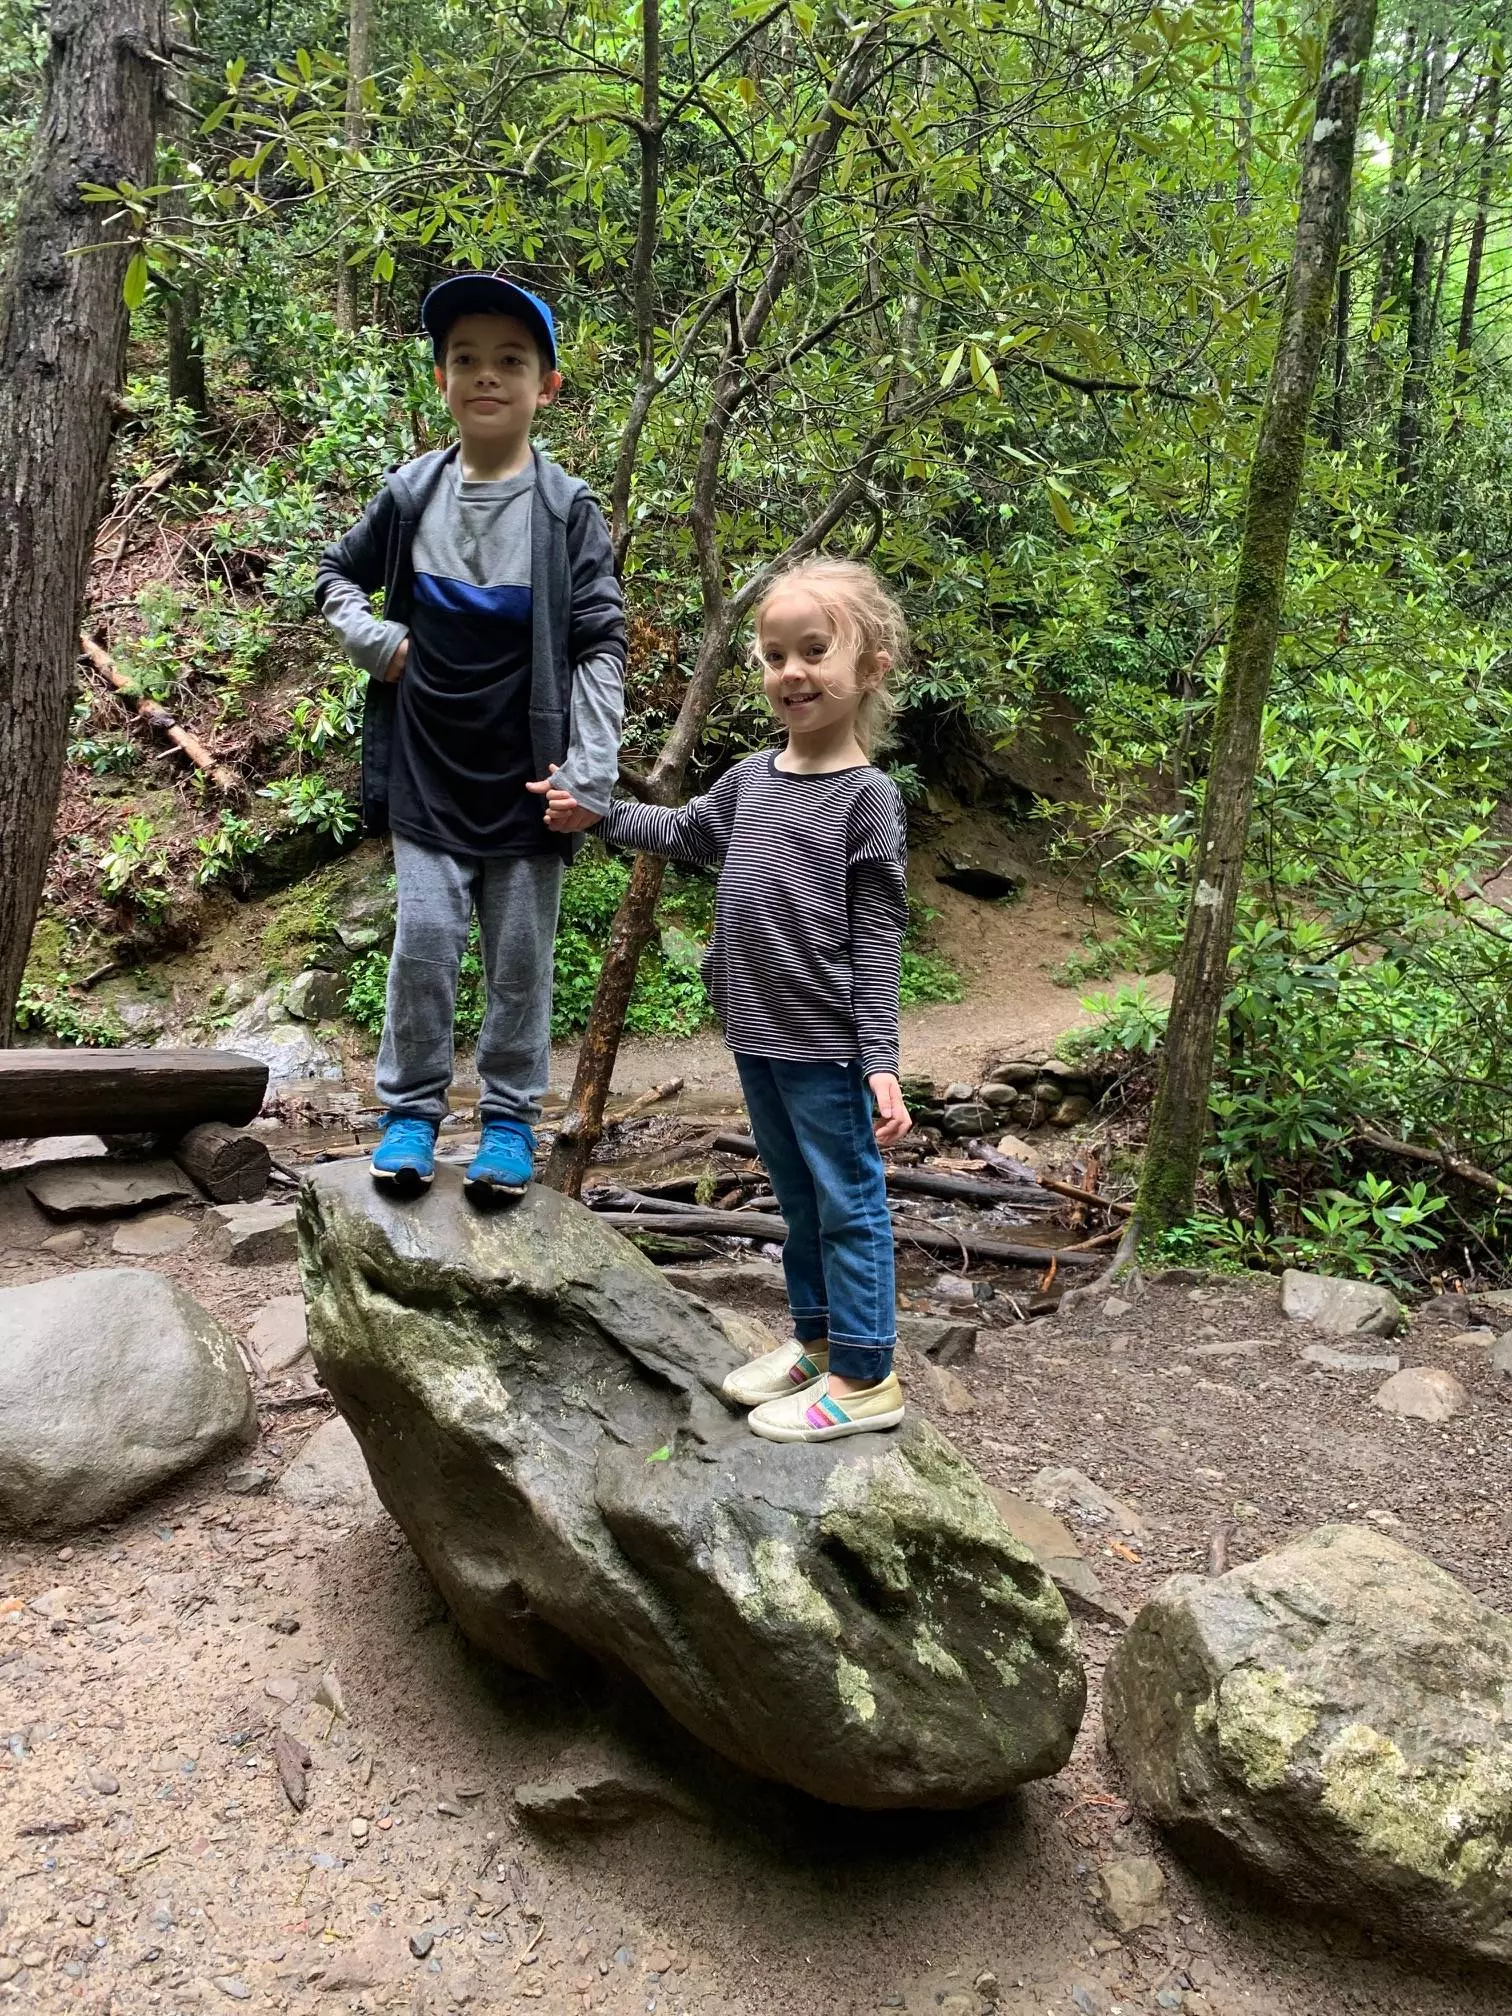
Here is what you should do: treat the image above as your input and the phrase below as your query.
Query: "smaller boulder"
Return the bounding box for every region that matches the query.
[1028,1466,1148,1540]
[111,1213,197,1258]
[1491,1334,1512,1383]
[0,1269,255,1530]
[942,1081,976,1103]
[513,1750,696,1828]
[284,969,348,1022]
[983,1060,1041,1088]
[1051,1095,1094,1128]
[276,1416,386,1521]
[1280,1269,1403,1338]
[1374,1366,1467,1423]
[707,1303,783,1361]
[249,1296,310,1377]
[896,1315,977,1366]
[980,1084,1022,1110]
[1097,1858,1168,1934]
[994,1133,1043,1170]
[1301,1343,1400,1373]
[205,1201,299,1266]
[941,1102,996,1140]
[25,1158,192,1220]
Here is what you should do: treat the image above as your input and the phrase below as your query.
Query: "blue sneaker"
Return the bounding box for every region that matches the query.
[465,1119,535,1200]
[370,1114,437,1196]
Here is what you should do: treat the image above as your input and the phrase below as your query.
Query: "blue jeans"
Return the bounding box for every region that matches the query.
[734,1056,895,1383]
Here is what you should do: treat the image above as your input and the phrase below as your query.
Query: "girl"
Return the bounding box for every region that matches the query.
[533,557,912,1443]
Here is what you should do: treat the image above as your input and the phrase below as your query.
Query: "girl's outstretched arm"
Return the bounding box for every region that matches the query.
[598,763,744,867]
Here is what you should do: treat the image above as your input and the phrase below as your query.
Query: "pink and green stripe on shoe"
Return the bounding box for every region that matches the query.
[748,1372,906,1443]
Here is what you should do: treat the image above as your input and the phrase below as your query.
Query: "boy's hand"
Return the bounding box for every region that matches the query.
[868,1072,912,1147]
[383,637,409,683]
[526,763,602,833]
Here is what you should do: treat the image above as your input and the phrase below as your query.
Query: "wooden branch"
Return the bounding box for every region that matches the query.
[606,1076,684,1123]
[1037,1175,1135,1217]
[1356,1125,1512,1200]
[594,1206,1105,1268]
[80,634,241,793]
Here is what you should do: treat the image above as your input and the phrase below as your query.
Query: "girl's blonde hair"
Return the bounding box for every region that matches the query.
[753,557,909,756]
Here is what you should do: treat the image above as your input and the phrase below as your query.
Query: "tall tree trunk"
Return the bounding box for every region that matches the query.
[1329,235,1351,450]
[544,22,892,1196]
[165,278,207,414]
[1237,0,1255,216]
[1365,23,1420,412]
[0,0,168,1037]
[335,0,372,335]
[1449,51,1502,435]
[1136,0,1378,1237]
[1395,41,1450,493]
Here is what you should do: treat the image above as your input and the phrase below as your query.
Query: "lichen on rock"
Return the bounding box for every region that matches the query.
[298,1161,1086,1809]
[1104,1523,1512,1963]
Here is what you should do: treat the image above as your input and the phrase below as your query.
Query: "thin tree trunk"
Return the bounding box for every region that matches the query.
[0,0,168,1037]
[1329,236,1351,450]
[1237,0,1255,217]
[1449,51,1502,435]
[1365,24,1420,411]
[1395,38,1449,491]
[1136,0,1378,1237]
[544,23,888,1196]
[335,0,372,334]
[165,278,207,414]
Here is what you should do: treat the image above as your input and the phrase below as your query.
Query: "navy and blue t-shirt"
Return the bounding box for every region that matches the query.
[387,463,548,856]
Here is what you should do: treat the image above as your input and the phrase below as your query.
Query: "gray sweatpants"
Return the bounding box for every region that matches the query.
[375,835,563,1127]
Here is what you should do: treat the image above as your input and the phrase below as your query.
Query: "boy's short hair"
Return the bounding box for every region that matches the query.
[420,272,557,371]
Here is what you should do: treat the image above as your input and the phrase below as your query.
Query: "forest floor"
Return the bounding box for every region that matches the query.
[2,1134,1509,2016]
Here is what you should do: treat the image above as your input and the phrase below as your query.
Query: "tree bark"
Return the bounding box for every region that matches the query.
[1136,0,1379,1237]
[1449,51,1502,435]
[335,0,372,334]
[1329,233,1351,450]
[1237,0,1255,217]
[543,22,888,1196]
[1365,23,1420,411]
[0,0,168,1038]
[165,276,207,414]
[1395,39,1449,492]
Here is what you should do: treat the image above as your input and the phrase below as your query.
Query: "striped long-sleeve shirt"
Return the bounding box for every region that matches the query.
[602,752,909,1076]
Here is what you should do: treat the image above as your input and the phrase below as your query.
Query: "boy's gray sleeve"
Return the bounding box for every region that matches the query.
[320,578,408,681]
[552,650,624,816]
[314,489,406,679]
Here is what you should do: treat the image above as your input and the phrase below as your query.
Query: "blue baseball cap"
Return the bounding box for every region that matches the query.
[420,271,557,370]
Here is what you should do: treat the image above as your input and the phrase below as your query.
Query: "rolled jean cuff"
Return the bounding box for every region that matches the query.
[827,1338,894,1383]
[791,1311,829,1344]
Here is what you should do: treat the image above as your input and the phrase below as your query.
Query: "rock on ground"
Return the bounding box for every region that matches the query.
[1373,1366,1468,1423]
[24,1157,193,1219]
[205,1201,299,1265]
[110,1212,198,1257]
[1103,1523,1512,1963]
[248,1294,309,1376]
[275,1414,386,1521]
[0,1269,255,1531]
[297,1162,1085,1809]
[1279,1269,1403,1337]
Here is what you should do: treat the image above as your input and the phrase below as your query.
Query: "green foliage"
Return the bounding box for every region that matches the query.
[97,815,170,914]
[258,774,359,842]
[343,850,720,1043]
[194,811,263,885]
[1067,983,1168,1060]
[13,977,125,1049]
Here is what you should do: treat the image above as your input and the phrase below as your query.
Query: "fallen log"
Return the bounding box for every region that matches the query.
[0,1049,268,1139]
[171,1120,271,1203]
[594,1207,1105,1268]
[1356,1125,1512,1202]
[710,1130,1057,1210]
[80,634,241,794]
[606,1076,685,1123]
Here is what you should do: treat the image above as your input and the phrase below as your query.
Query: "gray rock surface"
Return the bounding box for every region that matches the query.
[1104,1523,1512,1962]
[248,1295,310,1376]
[284,969,348,1022]
[275,1415,386,1521]
[990,1488,1130,1627]
[111,1213,198,1258]
[1373,1366,1467,1422]
[25,1158,193,1220]
[1300,1342,1400,1373]
[1492,1334,1512,1382]
[512,1749,697,1828]
[298,1163,1085,1809]
[897,1315,977,1366]
[206,1201,299,1265]
[0,1269,255,1530]
[1097,1857,1168,1933]
[1028,1466,1149,1539]
[1279,1269,1403,1337]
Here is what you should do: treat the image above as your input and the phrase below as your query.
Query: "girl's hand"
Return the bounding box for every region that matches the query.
[868,1072,912,1146]
[526,762,602,832]
[383,636,410,682]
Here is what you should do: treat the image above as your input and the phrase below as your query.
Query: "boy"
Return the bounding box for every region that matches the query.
[315,272,625,1199]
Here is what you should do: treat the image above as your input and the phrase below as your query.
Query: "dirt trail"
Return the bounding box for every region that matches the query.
[555,880,1162,1105]
[1,1206,1506,2015]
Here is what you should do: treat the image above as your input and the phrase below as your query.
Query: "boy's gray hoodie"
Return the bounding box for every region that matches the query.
[314,443,626,847]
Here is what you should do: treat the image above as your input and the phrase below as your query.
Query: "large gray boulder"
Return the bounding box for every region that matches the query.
[0,1269,256,1530]
[297,1163,1085,1809]
[1104,1524,1512,1963]
[1280,1268,1403,1337]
